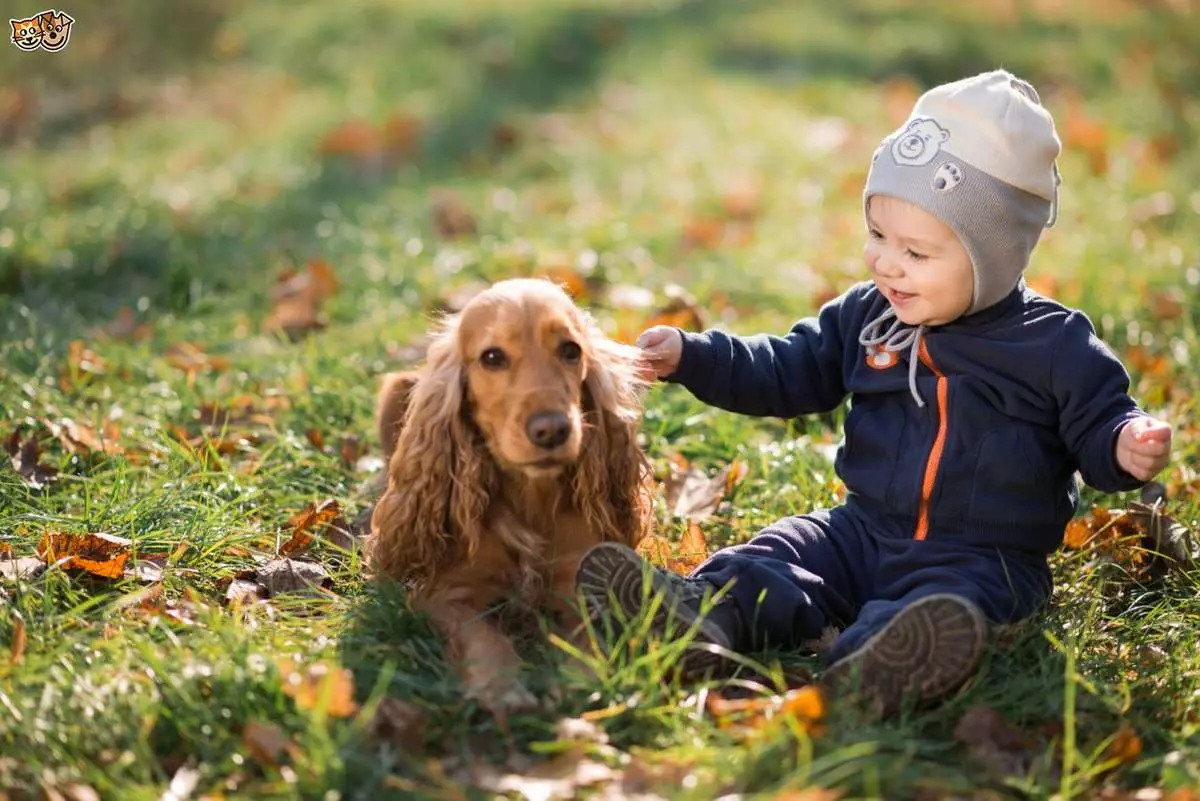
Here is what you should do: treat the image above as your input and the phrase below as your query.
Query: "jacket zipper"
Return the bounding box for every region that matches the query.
[914,340,948,541]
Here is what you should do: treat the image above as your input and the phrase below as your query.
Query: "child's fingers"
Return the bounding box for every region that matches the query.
[1132,419,1172,443]
[1134,439,1171,458]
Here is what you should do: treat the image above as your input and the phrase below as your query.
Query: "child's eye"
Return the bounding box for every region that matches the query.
[868,228,884,240]
[905,248,928,262]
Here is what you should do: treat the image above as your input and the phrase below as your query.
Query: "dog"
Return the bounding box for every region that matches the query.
[366,278,655,714]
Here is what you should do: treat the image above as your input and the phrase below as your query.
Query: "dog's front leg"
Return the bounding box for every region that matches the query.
[414,585,539,716]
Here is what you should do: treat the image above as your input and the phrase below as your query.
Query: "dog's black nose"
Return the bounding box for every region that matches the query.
[526,411,571,450]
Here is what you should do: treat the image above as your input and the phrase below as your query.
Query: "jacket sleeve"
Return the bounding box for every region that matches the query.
[664,290,851,418]
[1051,311,1147,493]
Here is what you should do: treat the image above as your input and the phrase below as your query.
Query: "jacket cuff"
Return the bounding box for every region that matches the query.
[1086,411,1148,493]
[664,329,715,388]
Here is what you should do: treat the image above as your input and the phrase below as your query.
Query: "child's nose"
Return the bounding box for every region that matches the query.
[873,251,904,278]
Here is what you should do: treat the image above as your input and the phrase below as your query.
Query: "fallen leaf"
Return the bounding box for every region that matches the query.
[952,704,1052,780]
[256,558,332,597]
[318,118,382,159]
[665,459,746,520]
[242,720,290,767]
[671,521,710,575]
[96,307,153,342]
[274,658,359,718]
[1105,722,1142,767]
[225,577,266,606]
[9,615,26,665]
[124,552,168,583]
[382,111,422,157]
[1150,287,1185,320]
[475,748,618,801]
[340,436,366,469]
[681,216,725,250]
[1064,98,1109,176]
[771,789,844,801]
[43,417,123,457]
[430,188,477,239]
[634,535,673,569]
[280,499,348,556]
[4,429,59,490]
[0,556,45,581]
[37,531,132,579]
[165,342,230,380]
[705,685,825,738]
[264,258,338,340]
[60,340,109,391]
[371,696,427,751]
[305,428,325,451]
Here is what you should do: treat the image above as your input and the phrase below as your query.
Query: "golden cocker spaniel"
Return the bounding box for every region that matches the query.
[367,278,655,714]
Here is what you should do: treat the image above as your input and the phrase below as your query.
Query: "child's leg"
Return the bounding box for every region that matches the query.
[820,541,1052,717]
[575,505,880,675]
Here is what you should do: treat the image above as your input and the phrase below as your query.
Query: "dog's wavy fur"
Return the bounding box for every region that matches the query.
[367,278,654,712]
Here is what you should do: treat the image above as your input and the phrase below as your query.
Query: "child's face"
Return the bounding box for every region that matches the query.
[864,196,974,326]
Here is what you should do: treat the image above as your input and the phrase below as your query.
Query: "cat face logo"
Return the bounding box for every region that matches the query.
[9,9,72,52]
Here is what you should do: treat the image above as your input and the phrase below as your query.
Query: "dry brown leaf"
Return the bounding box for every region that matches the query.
[96,307,154,342]
[165,342,230,378]
[634,535,673,569]
[280,499,347,556]
[771,789,844,801]
[9,615,26,665]
[257,558,332,597]
[665,459,746,520]
[475,748,619,801]
[275,658,359,718]
[197,395,268,429]
[225,577,266,606]
[305,428,325,451]
[340,436,366,469]
[681,216,725,250]
[705,685,825,738]
[318,118,382,159]
[1064,99,1109,176]
[37,531,132,579]
[264,258,338,340]
[382,111,422,157]
[371,696,427,751]
[1150,287,1185,320]
[430,188,477,239]
[671,521,710,575]
[1105,722,1142,766]
[44,418,123,457]
[1125,345,1171,379]
[953,704,1037,778]
[4,429,59,490]
[0,556,45,581]
[242,720,290,767]
[60,340,109,391]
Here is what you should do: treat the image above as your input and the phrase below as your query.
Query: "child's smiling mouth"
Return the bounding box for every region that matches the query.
[886,287,918,306]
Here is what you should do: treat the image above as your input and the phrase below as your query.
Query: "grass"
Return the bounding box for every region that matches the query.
[2,0,1200,797]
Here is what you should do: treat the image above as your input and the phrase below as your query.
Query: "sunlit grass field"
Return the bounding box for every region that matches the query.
[1,0,1198,797]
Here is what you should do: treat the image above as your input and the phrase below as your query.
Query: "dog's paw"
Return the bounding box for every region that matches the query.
[466,674,540,718]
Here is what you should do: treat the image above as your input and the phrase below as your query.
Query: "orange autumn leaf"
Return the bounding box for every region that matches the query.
[1064,99,1109,176]
[60,340,108,390]
[382,111,422,157]
[537,264,589,300]
[36,531,132,579]
[4,428,59,490]
[165,342,230,376]
[429,188,478,239]
[1027,274,1059,298]
[1125,345,1170,378]
[1150,287,1185,320]
[339,436,366,469]
[264,258,339,340]
[280,499,345,556]
[242,719,291,767]
[97,307,154,342]
[670,521,710,575]
[706,685,826,737]
[635,534,673,569]
[1105,722,1142,766]
[274,658,359,718]
[682,216,725,250]
[44,417,123,457]
[318,118,382,158]
[305,428,326,451]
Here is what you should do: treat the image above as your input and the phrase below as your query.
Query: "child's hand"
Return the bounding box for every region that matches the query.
[635,326,683,380]
[1116,416,1173,481]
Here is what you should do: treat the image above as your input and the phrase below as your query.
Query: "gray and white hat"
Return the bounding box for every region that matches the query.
[863,69,1062,315]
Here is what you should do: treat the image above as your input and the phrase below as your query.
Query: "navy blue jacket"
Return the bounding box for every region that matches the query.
[668,281,1148,554]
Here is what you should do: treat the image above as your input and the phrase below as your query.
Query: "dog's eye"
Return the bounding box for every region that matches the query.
[558,341,582,364]
[480,347,508,369]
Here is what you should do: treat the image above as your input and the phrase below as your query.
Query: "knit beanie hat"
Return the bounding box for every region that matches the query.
[863,69,1062,316]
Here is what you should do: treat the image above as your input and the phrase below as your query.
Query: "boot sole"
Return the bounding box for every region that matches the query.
[820,593,986,717]
[575,542,732,677]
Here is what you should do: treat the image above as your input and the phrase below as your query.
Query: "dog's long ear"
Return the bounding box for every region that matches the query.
[573,323,654,547]
[368,319,496,584]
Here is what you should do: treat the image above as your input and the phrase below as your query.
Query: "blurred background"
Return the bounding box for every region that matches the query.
[1,0,1198,376]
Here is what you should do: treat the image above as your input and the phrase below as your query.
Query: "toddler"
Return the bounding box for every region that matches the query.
[574,70,1173,716]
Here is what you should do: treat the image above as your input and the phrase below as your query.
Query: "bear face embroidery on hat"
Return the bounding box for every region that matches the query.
[931,161,963,192]
[891,118,950,167]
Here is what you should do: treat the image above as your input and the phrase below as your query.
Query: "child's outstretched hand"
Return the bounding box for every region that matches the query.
[635,326,683,380]
[1116,416,1173,481]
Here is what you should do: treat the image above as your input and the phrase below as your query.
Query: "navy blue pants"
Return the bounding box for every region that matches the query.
[690,501,1053,664]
